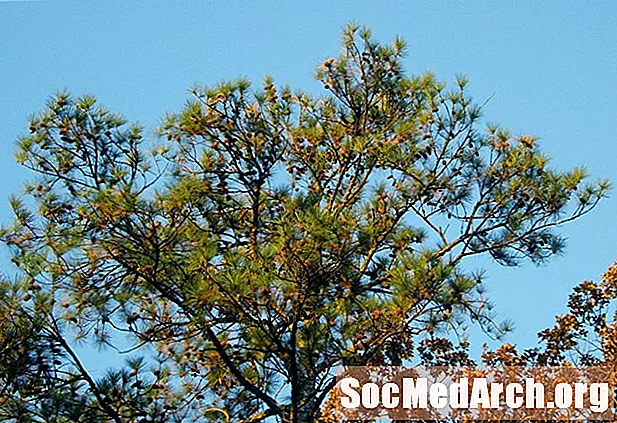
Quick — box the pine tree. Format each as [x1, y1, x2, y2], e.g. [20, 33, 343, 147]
[0, 24, 610, 423]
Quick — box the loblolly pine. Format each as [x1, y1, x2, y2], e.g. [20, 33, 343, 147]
[0, 24, 610, 423]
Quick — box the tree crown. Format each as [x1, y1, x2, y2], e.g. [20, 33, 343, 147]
[0, 24, 610, 423]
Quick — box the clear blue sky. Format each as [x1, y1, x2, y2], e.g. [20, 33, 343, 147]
[1, 1, 616, 369]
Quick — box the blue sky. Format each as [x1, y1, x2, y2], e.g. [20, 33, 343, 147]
[1, 1, 616, 369]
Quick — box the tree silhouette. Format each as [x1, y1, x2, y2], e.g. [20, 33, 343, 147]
[0, 25, 610, 423]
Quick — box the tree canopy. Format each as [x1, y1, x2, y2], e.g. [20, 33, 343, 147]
[0, 25, 611, 423]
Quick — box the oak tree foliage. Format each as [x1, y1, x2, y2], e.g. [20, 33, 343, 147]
[0, 25, 610, 423]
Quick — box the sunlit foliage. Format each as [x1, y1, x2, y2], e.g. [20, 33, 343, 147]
[0, 25, 609, 423]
